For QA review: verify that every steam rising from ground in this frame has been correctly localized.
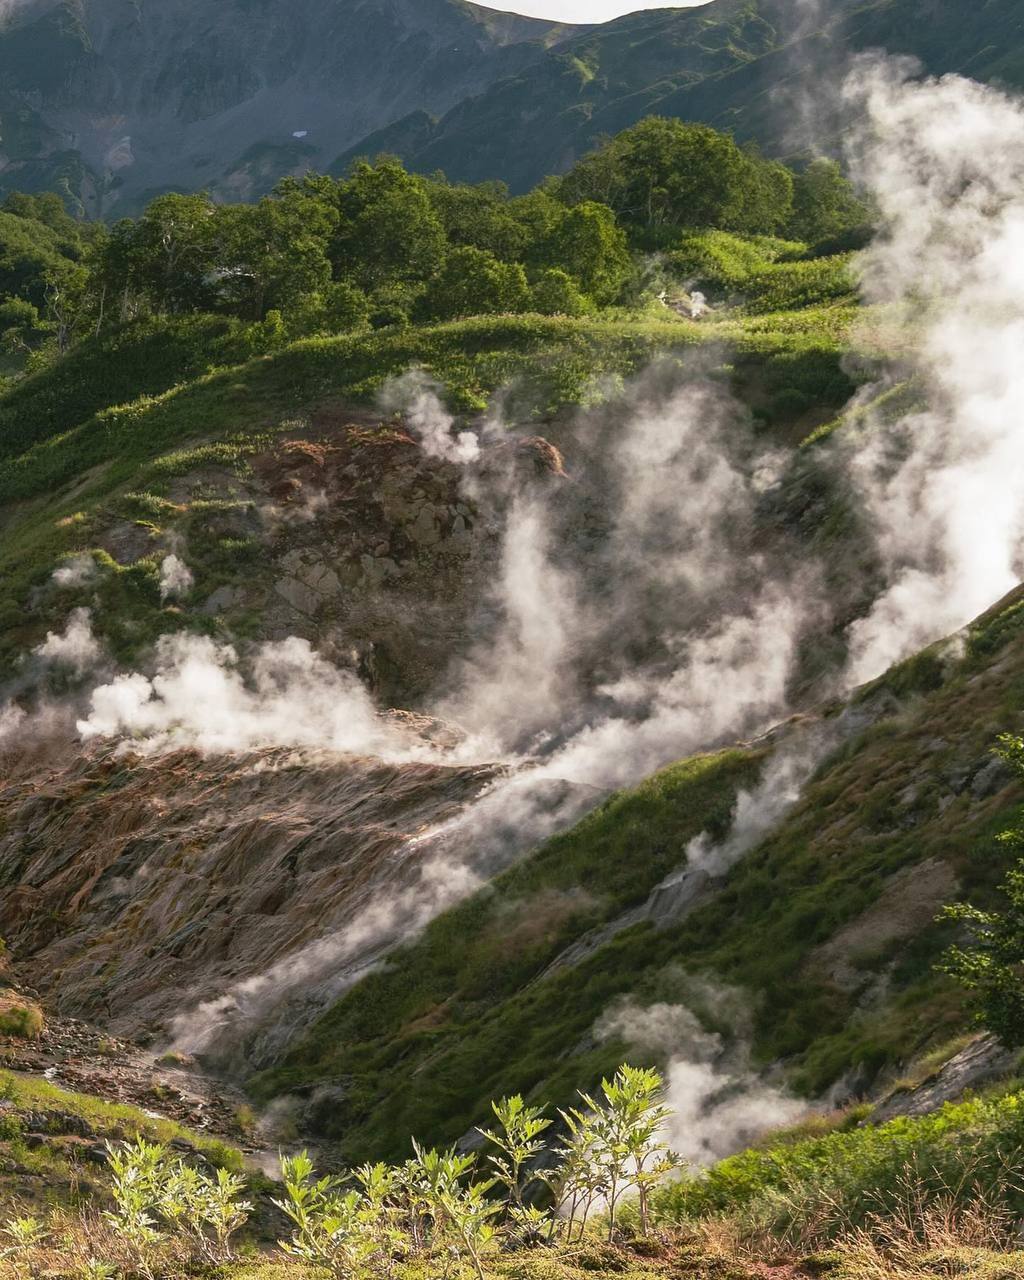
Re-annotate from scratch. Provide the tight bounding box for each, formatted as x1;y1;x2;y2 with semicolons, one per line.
686;731;824;879
439;495;582;756
77;633;428;760
381;371;481;464
12;56;1024;1142
34;608;102;675
52;554;97;589
444;371;814;784
159;553;194;602
597;987;805;1166
841;60;1024;683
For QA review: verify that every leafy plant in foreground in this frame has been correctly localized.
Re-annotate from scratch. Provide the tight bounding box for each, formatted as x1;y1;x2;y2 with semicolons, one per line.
104;1136;250;1275
275;1150;383;1279
479;1093;553;1236
576;1064;681;1238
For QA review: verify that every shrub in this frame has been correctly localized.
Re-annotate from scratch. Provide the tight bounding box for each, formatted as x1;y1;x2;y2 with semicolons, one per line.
0;994;44;1039
939;735;1024;1044
530;269;594;317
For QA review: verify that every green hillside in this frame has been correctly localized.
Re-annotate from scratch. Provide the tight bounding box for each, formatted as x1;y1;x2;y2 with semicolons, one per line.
339;0;1024;190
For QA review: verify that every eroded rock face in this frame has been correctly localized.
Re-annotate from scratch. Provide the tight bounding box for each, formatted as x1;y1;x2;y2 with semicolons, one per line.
0;738;501;1055
0;0;569;215
161;409;568;708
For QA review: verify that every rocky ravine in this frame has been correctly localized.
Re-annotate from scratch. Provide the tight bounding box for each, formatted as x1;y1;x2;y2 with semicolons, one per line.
0;740;505;1060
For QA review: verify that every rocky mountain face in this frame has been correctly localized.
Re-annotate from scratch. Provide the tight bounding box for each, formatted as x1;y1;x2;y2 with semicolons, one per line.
352;0;1024;191
4;0;1023;214
0;0;573;214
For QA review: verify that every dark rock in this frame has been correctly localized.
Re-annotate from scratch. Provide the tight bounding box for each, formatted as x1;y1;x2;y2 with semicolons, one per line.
873;1035;1020;1123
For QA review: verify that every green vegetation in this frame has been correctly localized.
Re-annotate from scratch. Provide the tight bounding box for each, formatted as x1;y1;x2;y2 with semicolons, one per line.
251;605;1024;1163
0;114;866;379
0;1070;244;1171
653;1084;1024;1251
8;1063;1024;1280
940;735;1024;1045
0;994;43;1039
2;1065;682;1280
558;118;800;244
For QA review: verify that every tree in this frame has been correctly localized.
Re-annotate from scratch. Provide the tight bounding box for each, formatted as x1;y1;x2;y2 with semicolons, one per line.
333;158;447;290
0;297;44;352
421;246;529;320
116;193;220;314
559;117;794;241
530;267;593;316
788;158;871;245
212;191;337;320
542;201;631;306
424;177;529;261
939;735;1024;1045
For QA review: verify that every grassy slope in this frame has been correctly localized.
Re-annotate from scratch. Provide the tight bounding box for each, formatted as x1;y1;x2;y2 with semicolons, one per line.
0;1066;245;1220
654;1082;1024;1232
251;597;1024;1163
0;303;856;677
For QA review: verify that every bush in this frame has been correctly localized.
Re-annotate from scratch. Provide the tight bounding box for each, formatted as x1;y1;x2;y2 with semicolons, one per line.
422;246;530;321
530;268;594;316
652;1088;1024;1246
0;993;44;1039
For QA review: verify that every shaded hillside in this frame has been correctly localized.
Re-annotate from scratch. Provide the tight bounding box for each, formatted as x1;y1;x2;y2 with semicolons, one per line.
344;0;1024;190
4;0;1024;212
0;0;574;214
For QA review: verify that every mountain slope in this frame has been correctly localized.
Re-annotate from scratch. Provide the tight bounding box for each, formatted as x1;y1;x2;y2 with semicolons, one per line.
340;0;1024;190
248;596;1024;1162
4;0;1024;214
0;0;575;214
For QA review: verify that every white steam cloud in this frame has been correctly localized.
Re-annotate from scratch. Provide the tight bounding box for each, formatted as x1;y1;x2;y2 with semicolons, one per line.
440;495;582;756
171;849;485;1058
52;554;97;589
686;736;821;878
381;371;481;465
34;608;102;675
841;60;1024;683
77;633;427;759
597;989;805;1167
159;553;194;602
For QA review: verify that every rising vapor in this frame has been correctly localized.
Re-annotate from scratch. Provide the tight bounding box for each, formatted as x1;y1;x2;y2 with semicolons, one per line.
841;59;1024;684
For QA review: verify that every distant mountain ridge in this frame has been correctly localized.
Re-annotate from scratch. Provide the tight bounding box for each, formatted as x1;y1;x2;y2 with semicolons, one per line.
1;0;1022;213
348;0;1024;191
0;0;577;214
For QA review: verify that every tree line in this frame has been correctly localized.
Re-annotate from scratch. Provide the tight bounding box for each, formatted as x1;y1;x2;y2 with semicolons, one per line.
0;118;869;365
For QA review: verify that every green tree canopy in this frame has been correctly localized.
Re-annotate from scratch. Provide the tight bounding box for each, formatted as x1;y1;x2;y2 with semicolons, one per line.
788;158;872;246
332;158;447;290
559;117;794;241
421;246;529;321
541;201;631;306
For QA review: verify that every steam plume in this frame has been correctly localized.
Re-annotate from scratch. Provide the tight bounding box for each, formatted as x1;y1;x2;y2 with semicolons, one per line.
159;554;194;602
841;60;1024;683
34;608;102;675
77;633;427;759
597;988;805;1167
380;371;481;464
52;554;97;589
